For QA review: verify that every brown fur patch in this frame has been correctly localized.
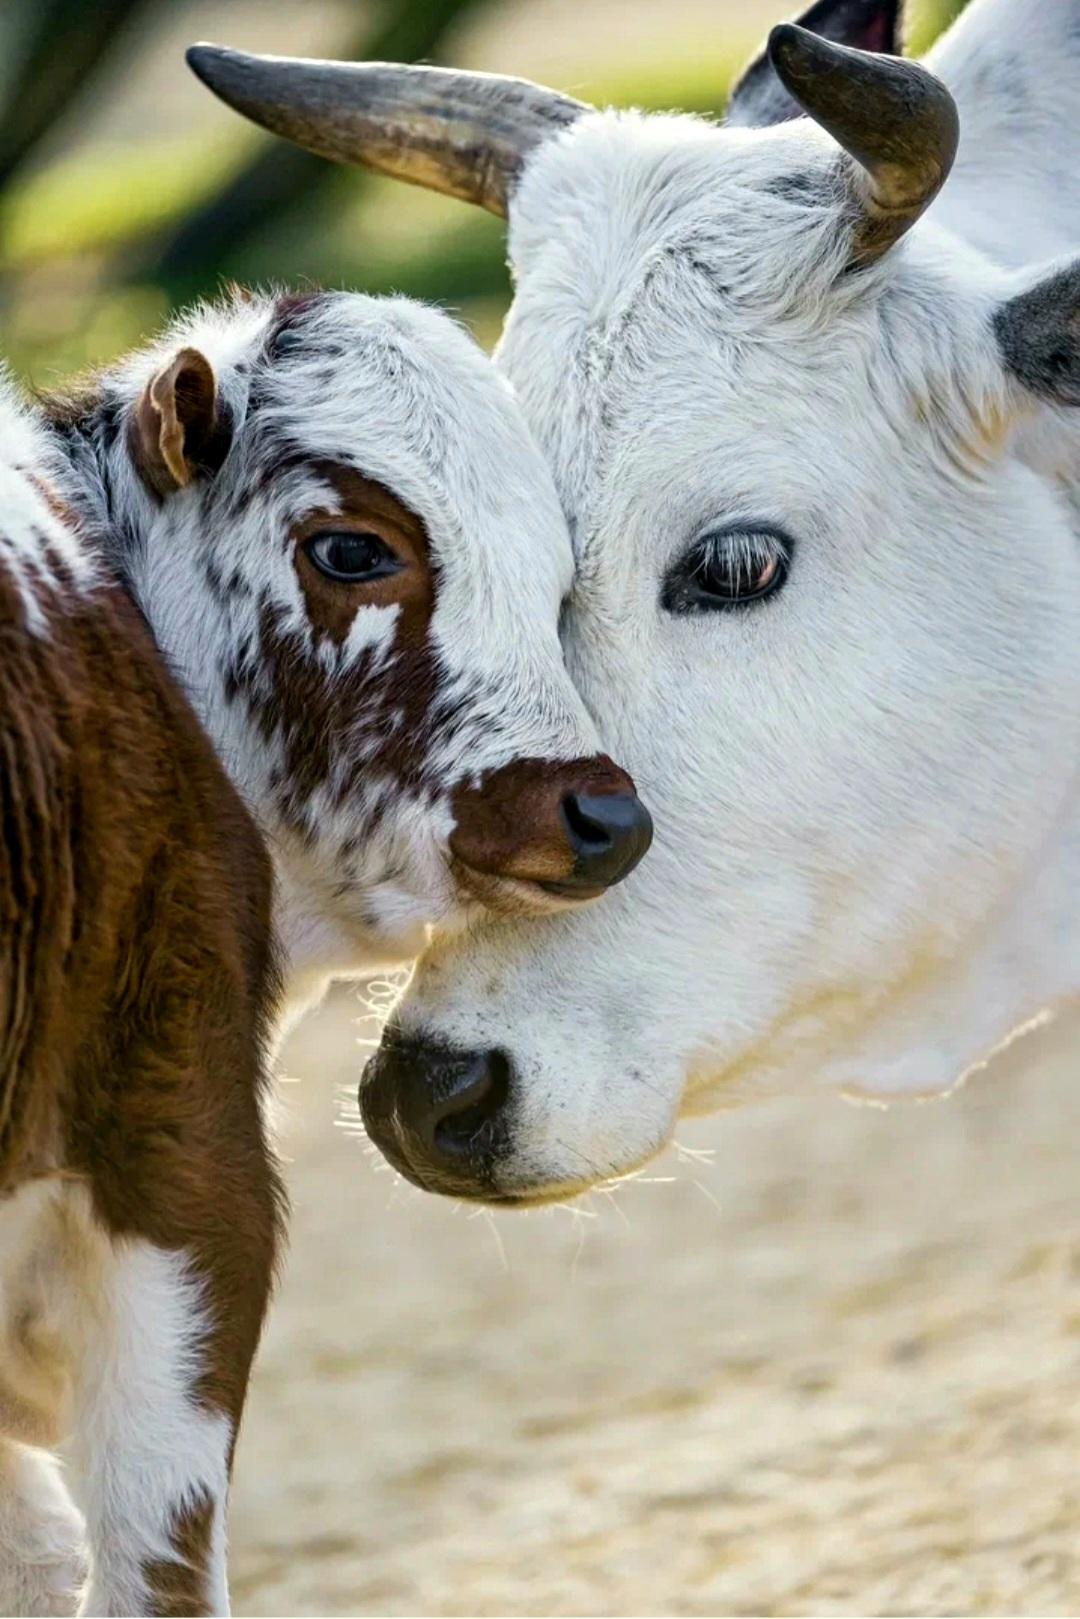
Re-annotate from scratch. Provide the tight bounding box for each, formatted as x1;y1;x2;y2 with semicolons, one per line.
227;457;446;840
142;1493;216;1618
290;464;433;649
0;525;283;1439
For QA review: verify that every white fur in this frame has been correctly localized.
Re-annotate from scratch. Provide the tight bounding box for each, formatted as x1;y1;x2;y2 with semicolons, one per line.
0;1442;85;1617
389;0;1080;1198
0;1182;86;1617
70;1236;231;1617
0;1182;232;1618
0;378;95;633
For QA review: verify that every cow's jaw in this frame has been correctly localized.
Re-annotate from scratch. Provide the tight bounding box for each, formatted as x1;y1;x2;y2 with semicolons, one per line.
381;788;1080;1202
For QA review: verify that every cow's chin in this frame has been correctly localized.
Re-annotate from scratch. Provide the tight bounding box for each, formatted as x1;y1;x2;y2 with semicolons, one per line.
484;1131;676;1207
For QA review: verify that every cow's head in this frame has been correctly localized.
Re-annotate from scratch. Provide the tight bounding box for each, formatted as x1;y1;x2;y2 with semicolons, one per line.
192;1;1080;1203
46;290;651;1013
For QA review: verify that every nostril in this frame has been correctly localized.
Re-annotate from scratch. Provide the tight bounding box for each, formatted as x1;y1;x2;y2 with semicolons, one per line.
553;790;654;893
562;791;615;851
432;1049;511;1157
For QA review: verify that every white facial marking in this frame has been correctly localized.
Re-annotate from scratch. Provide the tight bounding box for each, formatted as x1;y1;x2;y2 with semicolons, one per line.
341;601;400;669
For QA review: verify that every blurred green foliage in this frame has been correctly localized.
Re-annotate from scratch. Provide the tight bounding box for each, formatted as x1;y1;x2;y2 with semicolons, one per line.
0;0;967;384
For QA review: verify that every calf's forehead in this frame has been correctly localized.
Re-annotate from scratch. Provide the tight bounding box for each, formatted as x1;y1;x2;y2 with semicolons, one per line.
249;294;575;594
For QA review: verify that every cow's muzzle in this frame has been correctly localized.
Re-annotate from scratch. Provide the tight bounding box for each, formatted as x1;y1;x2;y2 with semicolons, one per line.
360;1032;514;1201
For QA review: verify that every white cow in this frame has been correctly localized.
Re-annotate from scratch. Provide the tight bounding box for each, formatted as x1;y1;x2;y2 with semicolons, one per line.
193;0;1080;1203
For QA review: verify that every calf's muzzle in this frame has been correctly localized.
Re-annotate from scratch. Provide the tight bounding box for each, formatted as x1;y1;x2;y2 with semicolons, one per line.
450;754;652;899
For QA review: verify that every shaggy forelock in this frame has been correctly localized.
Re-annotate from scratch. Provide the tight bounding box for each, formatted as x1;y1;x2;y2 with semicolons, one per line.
500;107;1015;543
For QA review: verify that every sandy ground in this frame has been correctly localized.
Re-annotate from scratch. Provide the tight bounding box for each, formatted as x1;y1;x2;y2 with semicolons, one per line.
228;995;1080;1617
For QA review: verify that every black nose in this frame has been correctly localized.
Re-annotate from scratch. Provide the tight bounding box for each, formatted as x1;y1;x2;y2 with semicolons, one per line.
549;790;653;896
360;1034;512;1200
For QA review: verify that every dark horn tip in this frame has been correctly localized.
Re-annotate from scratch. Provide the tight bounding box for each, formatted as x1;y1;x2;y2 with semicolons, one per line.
767;22;802;59
186;41;258;98
767;22;811;67
767;21;842;81
187;42;230;85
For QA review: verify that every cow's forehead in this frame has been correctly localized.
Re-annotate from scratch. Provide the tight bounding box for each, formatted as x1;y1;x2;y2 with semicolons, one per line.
500;111;859;529
500;111;998;544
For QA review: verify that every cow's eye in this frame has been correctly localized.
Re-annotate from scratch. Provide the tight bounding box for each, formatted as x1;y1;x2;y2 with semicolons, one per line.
662;526;791;613
305;530;403;583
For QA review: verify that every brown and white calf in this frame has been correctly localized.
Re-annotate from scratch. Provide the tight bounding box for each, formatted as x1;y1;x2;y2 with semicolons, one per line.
0;286;648;1613
45;288;650;1031
0;384;282;1615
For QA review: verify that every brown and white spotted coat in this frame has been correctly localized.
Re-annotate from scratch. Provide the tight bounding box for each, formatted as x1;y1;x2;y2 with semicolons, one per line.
0;386;282;1616
1;285;644;1614
46;288;642;1025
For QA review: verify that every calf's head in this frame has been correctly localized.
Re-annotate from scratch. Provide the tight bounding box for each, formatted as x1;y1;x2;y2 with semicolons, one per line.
46;290;650;1004
198;4;1080;1202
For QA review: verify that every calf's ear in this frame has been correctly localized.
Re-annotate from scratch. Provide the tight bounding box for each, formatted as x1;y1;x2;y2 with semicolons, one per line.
995;259;1080;408
130;347;231;497
727;0;904;128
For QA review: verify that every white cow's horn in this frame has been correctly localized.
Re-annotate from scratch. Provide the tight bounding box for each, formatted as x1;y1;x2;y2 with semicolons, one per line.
187;44;587;219
767;24;959;263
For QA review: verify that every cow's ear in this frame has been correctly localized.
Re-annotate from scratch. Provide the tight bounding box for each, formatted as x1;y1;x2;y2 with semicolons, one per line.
995;259;1080;408
726;0;904;128
130;347;231;497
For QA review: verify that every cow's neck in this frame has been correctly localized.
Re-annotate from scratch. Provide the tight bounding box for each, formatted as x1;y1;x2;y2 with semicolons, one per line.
830;794;1080;1104
268;861;401;1041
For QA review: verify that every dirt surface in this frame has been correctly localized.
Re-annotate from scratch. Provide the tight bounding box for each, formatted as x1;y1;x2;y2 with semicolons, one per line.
229;995;1080;1617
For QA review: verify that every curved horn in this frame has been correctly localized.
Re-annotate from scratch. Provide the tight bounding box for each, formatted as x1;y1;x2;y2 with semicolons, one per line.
186;44;587;218
766;23;959;262
728;0;905;130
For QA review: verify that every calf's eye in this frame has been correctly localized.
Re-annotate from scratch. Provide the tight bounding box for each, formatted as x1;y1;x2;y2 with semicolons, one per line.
662;525;792;614
305;530;403;583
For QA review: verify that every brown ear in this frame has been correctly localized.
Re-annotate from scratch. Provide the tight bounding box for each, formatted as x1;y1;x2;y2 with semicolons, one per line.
130;348;229;497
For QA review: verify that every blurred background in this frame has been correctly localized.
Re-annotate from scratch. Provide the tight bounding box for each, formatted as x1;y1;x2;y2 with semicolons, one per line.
4;2;1077;1615
1;0;963;383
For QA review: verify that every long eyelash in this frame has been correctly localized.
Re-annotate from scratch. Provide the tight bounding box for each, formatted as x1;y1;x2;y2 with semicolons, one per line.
695;529;782;583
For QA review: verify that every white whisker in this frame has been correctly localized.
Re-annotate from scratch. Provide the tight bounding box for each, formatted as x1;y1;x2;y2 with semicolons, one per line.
691;1178;725;1217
